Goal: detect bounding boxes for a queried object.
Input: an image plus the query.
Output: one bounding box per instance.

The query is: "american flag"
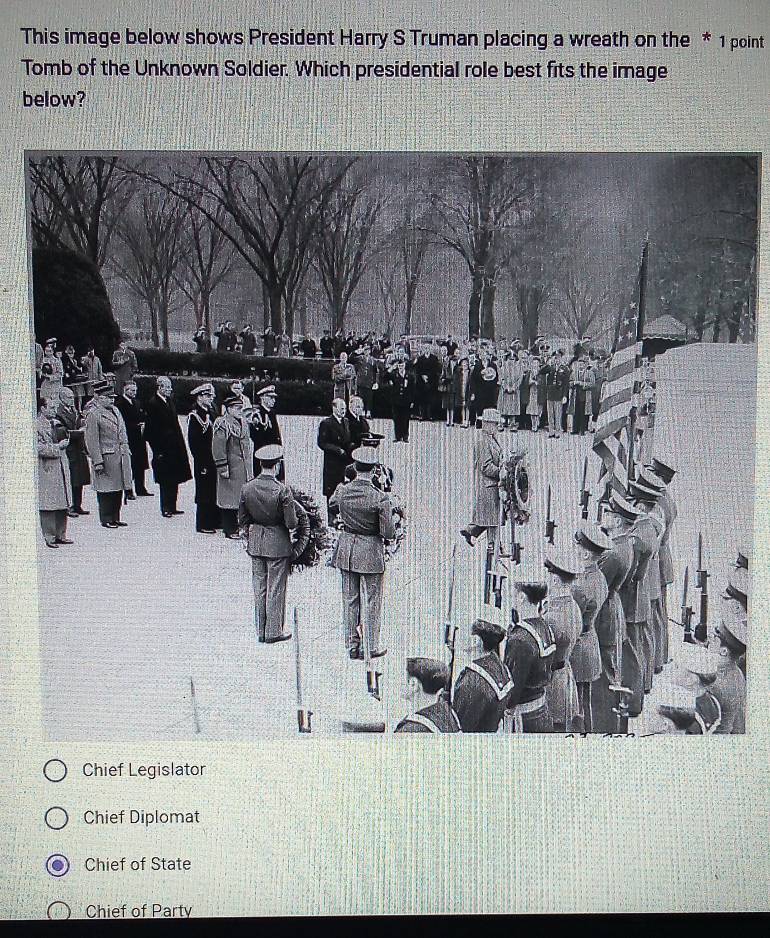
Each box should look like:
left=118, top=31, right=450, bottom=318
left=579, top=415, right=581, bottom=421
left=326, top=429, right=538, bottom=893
left=592, top=242, right=649, bottom=495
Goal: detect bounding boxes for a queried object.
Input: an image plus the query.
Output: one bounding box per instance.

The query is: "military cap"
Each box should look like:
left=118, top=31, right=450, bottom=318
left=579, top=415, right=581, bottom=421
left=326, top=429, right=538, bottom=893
left=256, top=383, right=277, bottom=398
left=254, top=444, right=283, bottom=462
left=574, top=521, right=612, bottom=553
left=627, top=480, right=662, bottom=502
left=721, top=566, right=749, bottom=608
left=191, top=382, right=215, bottom=397
left=605, top=494, right=643, bottom=522
left=544, top=546, right=580, bottom=579
left=91, top=380, right=114, bottom=396
left=361, top=432, right=384, bottom=448
left=223, top=394, right=243, bottom=408
left=735, top=546, right=750, bottom=570
left=351, top=447, right=379, bottom=466
left=718, top=611, right=747, bottom=650
left=637, top=467, right=664, bottom=491
left=675, top=644, right=721, bottom=678
left=472, top=617, right=507, bottom=644
left=45, top=336, right=57, bottom=346
left=648, top=458, right=676, bottom=485
left=406, top=657, right=450, bottom=694
left=480, top=408, right=501, bottom=423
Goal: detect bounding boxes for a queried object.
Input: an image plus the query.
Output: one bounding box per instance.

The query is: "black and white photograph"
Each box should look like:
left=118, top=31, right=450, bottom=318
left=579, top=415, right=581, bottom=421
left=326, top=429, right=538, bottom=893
left=27, top=151, right=757, bottom=738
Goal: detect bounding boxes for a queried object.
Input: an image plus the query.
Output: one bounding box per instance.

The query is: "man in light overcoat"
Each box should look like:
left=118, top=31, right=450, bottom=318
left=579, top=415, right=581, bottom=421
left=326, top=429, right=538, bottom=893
left=84, top=381, right=133, bottom=528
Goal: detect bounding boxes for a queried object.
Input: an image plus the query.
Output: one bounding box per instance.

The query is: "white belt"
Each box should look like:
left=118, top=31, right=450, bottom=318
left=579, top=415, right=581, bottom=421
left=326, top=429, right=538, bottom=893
left=504, top=694, right=546, bottom=733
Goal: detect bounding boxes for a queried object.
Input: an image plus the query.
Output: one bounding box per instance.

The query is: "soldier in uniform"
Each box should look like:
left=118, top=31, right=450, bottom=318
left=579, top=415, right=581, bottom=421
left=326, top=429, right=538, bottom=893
left=187, top=383, right=220, bottom=534
left=238, top=445, right=298, bottom=643
left=249, top=384, right=283, bottom=479
left=84, top=381, right=133, bottom=529
left=503, top=581, right=557, bottom=733
left=460, top=408, right=509, bottom=548
left=627, top=479, right=665, bottom=692
left=452, top=617, right=514, bottom=733
left=724, top=557, right=749, bottom=677
left=638, top=465, right=673, bottom=671
left=710, top=586, right=747, bottom=734
left=542, top=548, right=582, bottom=733
left=594, top=495, right=638, bottom=732
left=213, top=395, right=254, bottom=538
left=658, top=646, right=723, bottom=735
left=329, top=447, right=396, bottom=660
left=394, top=658, right=461, bottom=733
left=569, top=523, right=611, bottom=733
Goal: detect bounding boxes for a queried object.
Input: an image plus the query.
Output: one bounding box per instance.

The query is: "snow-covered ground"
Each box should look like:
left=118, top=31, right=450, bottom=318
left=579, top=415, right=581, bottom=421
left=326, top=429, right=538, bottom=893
left=38, top=344, right=756, bottom=738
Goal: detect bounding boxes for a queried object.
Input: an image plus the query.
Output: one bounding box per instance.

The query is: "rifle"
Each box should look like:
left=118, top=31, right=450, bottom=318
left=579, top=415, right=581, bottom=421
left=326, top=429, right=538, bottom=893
left=545, top=484, right=556, bottom=545
left=694, top=533, right=709, bottom=643
left=681, top=565, right=695, bottom=644
left=294, top=608, right=312, bottom=733
left=444, top=544, right=458, bottom=648
left=579, top=455, right=590, bottom=520
left=446, top=617, right=458, bottom=707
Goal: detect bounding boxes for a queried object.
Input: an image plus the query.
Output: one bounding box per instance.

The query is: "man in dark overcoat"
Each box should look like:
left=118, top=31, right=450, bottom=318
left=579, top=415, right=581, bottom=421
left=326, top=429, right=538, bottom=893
left=55, top=386, right=90, bottom=516
left=114, top=380, right=152, bottom=498
left=317, top=397, right=353, bottom=514
left=143, top=376, right=192, bottom=517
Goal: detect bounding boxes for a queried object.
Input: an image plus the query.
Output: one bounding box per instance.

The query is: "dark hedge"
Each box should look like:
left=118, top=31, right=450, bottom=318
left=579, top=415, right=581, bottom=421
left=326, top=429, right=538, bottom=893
left=134, top=348, right=333, bottom=383
left=32, top=248, right=121, bottom=363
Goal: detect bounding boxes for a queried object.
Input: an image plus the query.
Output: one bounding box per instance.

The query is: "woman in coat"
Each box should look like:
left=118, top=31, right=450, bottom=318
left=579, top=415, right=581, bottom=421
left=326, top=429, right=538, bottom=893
left=439, top=351, right=456, bottom=427
left=37, top=396, right=73, bottom=547
left=187, top=383, right=220, bottom=534
left=83, top=381, right=133, bottom=528
left=525, top=355, right=541, bottom=430
left=497, top=352, right=519, bottom=430
left=452, top=355, right=470, bottom=427
left=39, top=340, right=64, bottom=400
left=213, top=395, right=254, bottom=538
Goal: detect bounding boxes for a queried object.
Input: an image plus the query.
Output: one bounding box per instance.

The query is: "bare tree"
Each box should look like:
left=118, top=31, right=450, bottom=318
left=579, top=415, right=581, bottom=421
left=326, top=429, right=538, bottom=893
left=551, top=257, right=612, bottom=339
left=433, top=156, right=536, bottom=339
left=175, top=196, right=236, bottom=335
left=374, top=254, right=405, bottom=340
left=127, top=155, right=356, bottom=334
left=110, top=191, right=186, bottom=349
left=28, top=155, right=135, bottom=267
left=315, top=183, right=383, bottom=332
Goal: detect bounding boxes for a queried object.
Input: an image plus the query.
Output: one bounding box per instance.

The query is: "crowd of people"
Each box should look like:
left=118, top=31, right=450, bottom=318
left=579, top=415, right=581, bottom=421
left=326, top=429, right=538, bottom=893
left=34, top=332, right=747, bottom=736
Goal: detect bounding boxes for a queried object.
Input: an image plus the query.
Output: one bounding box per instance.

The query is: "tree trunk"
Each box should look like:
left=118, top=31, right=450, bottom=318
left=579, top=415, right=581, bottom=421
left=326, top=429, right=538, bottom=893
left=693, top=309, right=706, bottom=341
left=262, top=280, right=271, bottom=331
left=468, top=270, right=483, bottom=338
left=480, top=280, right=496, bottom=340
left=298, top=299, right=307, bottom=336
left=405, top=276, right=417, bottom=334
left=159, top=301, right=170, bottom=350
left=149, top=303, right=159, bottom=348
left=727, top=302, right=742, bottom=342
left=711, top=312, right=722, bottom=343
left=268, top=282, right=283, bottom=333
left=518, top=285, right=542, bottom=346
left=285, top=301, right=294, bottom=339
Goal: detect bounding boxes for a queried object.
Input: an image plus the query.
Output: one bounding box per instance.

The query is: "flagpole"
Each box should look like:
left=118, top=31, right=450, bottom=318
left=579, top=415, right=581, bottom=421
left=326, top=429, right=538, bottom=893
left=627, top=239, right=649, bottom=484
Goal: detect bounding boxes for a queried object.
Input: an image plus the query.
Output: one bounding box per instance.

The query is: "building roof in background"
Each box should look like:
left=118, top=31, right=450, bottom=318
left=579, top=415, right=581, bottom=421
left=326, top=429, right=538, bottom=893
left=644, top=315, right=688, bottom=339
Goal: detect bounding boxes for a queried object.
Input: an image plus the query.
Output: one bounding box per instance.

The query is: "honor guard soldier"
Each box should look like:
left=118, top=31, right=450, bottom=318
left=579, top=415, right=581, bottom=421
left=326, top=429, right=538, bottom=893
left=395, top=658, right=461, bottom=733
left=626, top=479, right=664, bottom=694
left=644, top=460, right=678, bottom=663
left=658, top=646, right=723, bottom=735
left=238, top=445, right=297, bottom=644
left=593, top=498, right=638, bottom=732
left=542, top=548, right=582, bottom=733
left=329, top=446, right=396, bottom=660
left=710, top=589, right=747, bottom=733
left=503, top=581, right=557, bottom=733
left=569, top=523, right=611, bottom=733
left=452, top=617, right=514, bottom=733
left=637, top=466, right=672, bottom=671
left=460, top=408, right=507, bottom=548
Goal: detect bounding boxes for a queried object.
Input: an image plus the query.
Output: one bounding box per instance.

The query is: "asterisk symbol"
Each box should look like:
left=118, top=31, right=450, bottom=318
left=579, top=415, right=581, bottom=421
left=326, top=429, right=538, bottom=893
left=702, top=31, right=712, bottom=41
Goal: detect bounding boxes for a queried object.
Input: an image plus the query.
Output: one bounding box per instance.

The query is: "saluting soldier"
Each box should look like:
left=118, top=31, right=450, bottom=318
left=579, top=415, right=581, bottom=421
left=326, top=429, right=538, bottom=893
left=460, top=408, right=508, bottom=548
left=569, top=523, right=611, bottom=733
left=395, top=658, right=461, bottom=733
left=452, top=617, right=514, bottom=733
left=213, top=395, right=254, bottom=539
left=84, top=380, right=133, bottom=529
left=542, top=548, right=583, bottom=733
left=627, top=479, right=665, bottom=692
left=238, top=445, right=297, bottom=643
left=658, top=646, right=723, bottom=735
left=503, top=581, right=557, bottom=733
left=593, top=495, right=639, bottom=732
left=329, top=446, right=396, bottom=660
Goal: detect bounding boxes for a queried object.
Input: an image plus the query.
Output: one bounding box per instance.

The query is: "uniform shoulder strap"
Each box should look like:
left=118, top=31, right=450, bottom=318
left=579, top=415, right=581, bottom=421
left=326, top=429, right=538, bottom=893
left=466, top=661, right=514, bottom=701
left=694, top=692, right=722, bottom=735
left=406, top=713, right=440, bottom=734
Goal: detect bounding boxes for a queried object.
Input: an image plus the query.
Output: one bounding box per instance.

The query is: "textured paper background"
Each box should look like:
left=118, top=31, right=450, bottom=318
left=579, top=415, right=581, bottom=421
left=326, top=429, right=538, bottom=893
left=1, top=0, right=768, bottom=917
